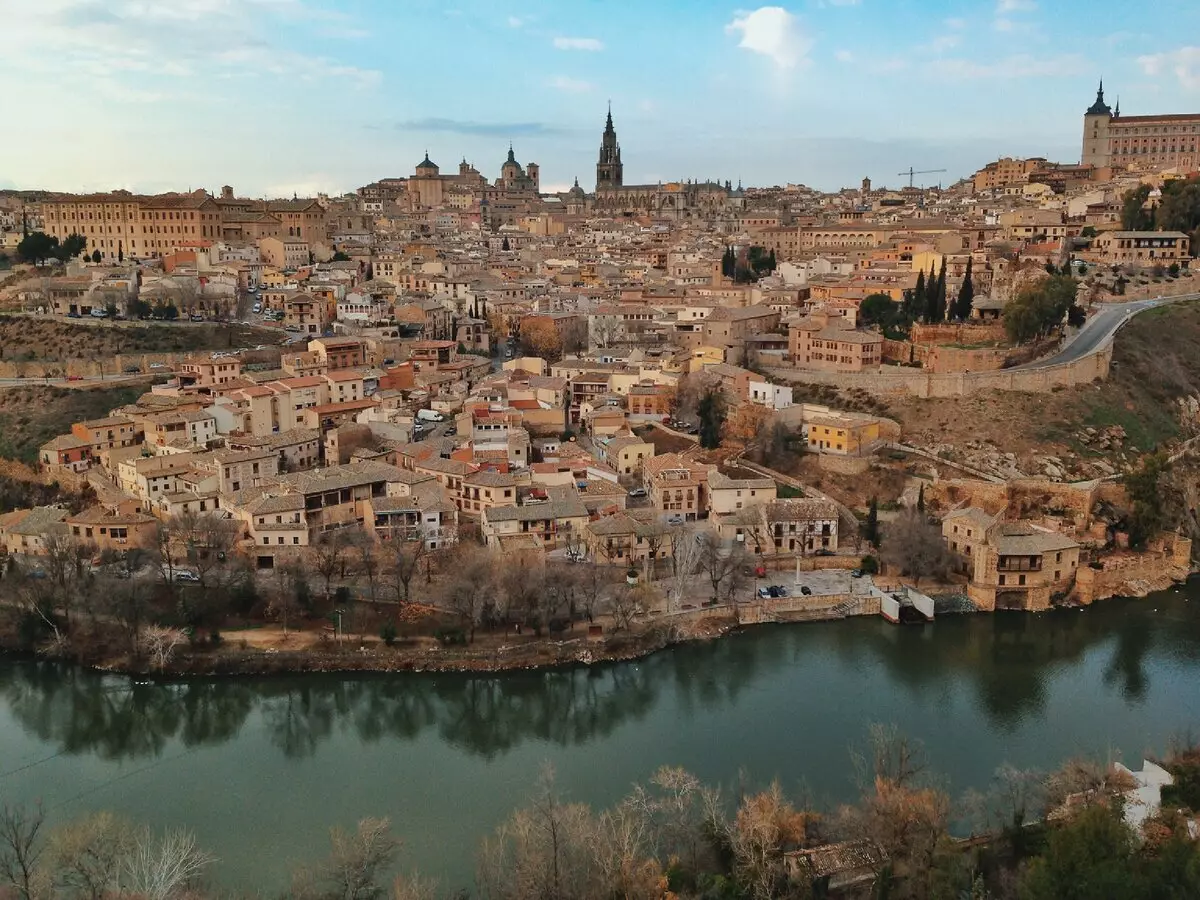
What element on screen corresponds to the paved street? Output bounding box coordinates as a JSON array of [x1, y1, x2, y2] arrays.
[[1015, 292, 1199, 370]]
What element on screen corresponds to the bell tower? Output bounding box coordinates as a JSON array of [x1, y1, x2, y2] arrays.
[[1081, 79, 1113, 168], [596, 103, 624, 191]]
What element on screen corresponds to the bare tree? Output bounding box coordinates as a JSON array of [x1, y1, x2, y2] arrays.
[[697, 532, 738, 602], [667, 526, 702, 613], [391, 872, 440, 900], [575, 559, 613, 624], [444, 545, 494, 642], [313, 531, 351, 601], [297, 818, 399, 900], [139, 626, 186, 672], [120, 828, 215, 900], [352, 529, 381, 607], [722, 781, 813, 900], [478, 767, 602, 900], [49, 812, 137, 900], [0, 801, 45, 900], [881, 509, 951, 589], [501, 555, 546, 631], [383, 531, 427, 609], [640, 523, 670, 582], [610, 584, 648, 632]]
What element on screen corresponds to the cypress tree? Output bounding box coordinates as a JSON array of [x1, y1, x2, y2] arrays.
[[864, 496, 880, 548], [955, 257, 975, 320], [913, 269, 926, 321], [924, 264, 938, 323], [934, 257, 947, 323], [917, 483, 926, 514]]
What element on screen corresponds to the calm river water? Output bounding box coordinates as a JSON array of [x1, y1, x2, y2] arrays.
[[3, 588, 1200, 892]]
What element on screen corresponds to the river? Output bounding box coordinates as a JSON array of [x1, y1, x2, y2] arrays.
[[3, 588, 1200, 892]]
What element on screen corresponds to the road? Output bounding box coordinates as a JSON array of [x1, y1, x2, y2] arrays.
[[1014, 293, 1199, 370], [0, 374, 151, 389]]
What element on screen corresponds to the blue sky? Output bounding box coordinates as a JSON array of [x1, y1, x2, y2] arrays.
[[3, 0, 1200, 196]]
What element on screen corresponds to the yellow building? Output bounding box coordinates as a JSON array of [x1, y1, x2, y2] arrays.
[[42, 190, 223, 261], [806, 413, 880, 455]]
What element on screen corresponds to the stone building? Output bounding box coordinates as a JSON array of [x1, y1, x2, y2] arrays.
[[1081, 80, 1200, 171]]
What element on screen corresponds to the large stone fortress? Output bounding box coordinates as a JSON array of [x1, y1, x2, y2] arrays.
[[1081, 81, 1200, 171], [592, 108, 742, 219]]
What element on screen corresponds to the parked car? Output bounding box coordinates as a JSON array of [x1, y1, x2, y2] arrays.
[[190, 314, 204, 322], [776, 585, 790, 597], [757, 587, 771, 599], [171, 570, 200, 583], [851, 569, 864, 578], [814, 549, 835, 557], [800, 585, 812, 595], [252, 303, 262, 313], [627, 487, 647, 498], [666, 514, 685, 525], [565, 549, 587, 563], [149, 363, 166, 369], [123, 365, 141, 374], [66, 311, 82, 319], [66, 375, 83, 381], [89, 308, 107, 318]]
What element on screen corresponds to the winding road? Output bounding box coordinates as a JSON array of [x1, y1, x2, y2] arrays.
[[1014, 292, 1200, 370]]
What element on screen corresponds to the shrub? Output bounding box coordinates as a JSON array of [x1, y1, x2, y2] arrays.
[[380, 619, 398, 647], [860, 555, 879, 575], [434, 627, 467, 646]]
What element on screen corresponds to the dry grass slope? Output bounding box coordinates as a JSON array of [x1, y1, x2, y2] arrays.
[[0, 384, 144, 464], [0, 316, 279, 362]]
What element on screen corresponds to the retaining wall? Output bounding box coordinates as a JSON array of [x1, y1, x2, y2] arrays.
[[764, 341, 1111, 399]]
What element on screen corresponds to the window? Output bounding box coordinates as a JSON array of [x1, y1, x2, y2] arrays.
[[1018, 574, 1026, 586], [999, 575, 1006, 586]]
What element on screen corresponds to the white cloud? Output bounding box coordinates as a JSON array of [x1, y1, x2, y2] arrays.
[[553, 36, 604, 51], [834, 49, 854, 63], [725, 6, 813, 70], [507, 15, 523, 27], [996, 0, 1036, 11], [945, 17, 967, 29], [548, 75, 594, 93], [1139, 47, 1200, 91]]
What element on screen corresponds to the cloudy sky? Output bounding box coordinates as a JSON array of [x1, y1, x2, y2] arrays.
[[3, 0, 1200, 196]]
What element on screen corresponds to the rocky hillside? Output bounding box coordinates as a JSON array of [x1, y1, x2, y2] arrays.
[[889, 299, 1200, 482]]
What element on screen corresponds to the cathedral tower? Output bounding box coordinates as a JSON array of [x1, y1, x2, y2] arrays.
[[596, 105, 623, 191], [1081, 80, 1113, 168]]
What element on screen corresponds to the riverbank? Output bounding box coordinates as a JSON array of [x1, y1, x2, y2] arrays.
[[0, 608, 742, 678]]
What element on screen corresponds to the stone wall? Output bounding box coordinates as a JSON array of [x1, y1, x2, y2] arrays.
[[817, 453, 871, 475], [0, 351, 189, 380], [1071, 535, 1192, 605], [910, 322, 1008, 345], [764, 340, 1111, 399]]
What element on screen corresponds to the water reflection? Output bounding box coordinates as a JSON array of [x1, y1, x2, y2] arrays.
[[2, 591, 1197, 764]]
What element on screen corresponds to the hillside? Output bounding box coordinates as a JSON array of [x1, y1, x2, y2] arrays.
[[889, 300, 1200, 480], [0, 316, 281, 362], [0, 384, 144, 464]]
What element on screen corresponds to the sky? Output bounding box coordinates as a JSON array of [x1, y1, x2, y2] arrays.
[[3, 0, 1200, 197]]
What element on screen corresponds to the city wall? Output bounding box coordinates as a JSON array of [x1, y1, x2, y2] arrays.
[[1071, 536, 1192, 605], [764, 341, 1111, 399], [0, 352, 191, 380]]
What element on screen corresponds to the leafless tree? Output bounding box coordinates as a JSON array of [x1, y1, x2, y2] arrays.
[[697, 532, 738, 602], [574, 559, 613, 624], [39, 530, 91, 626], [120, 827, 215, 900], [272, 551, 308, 637], [382, 531, 427, 610], [881, 509, 951, 588], [296, 817, 399, 900], [501, 555, 546, 630], [0, 801, 45, 900], [722, 781, 813, 900], [313, 531, 352, 601], [49, 811, 137, 900], [610, 584, 648, 632], [594, 796, 665, 900], [478, 767, 602, 900], [445, 544, 494, 642], [351, 528, 381, 607], [139, 626, 186, 672], [640, 523, 670, 582], [667, 526, 702, 613], [390, 872, 440, 900]]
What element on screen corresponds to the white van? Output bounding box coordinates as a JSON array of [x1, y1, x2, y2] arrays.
[[416, 409, 446, 423]]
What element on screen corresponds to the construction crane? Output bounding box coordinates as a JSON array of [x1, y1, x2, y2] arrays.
[[898, 166, 947, 188]]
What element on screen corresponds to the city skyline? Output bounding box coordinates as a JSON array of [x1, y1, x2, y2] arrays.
[[5, 0, 1200, 197]]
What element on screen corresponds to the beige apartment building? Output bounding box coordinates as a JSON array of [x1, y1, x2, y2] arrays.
[[42, 190, 223, 261], [788, 313, 883, 373], [1090, 231, 1191, 265]]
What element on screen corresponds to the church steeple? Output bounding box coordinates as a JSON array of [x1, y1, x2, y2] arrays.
[[596, 104, 624, 191]]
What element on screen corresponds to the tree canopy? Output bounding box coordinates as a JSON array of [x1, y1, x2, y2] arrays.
[[1003, 274, 1078, 344]]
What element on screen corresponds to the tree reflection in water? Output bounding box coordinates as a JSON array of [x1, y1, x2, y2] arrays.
[[0, 591, 1194, 765]]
